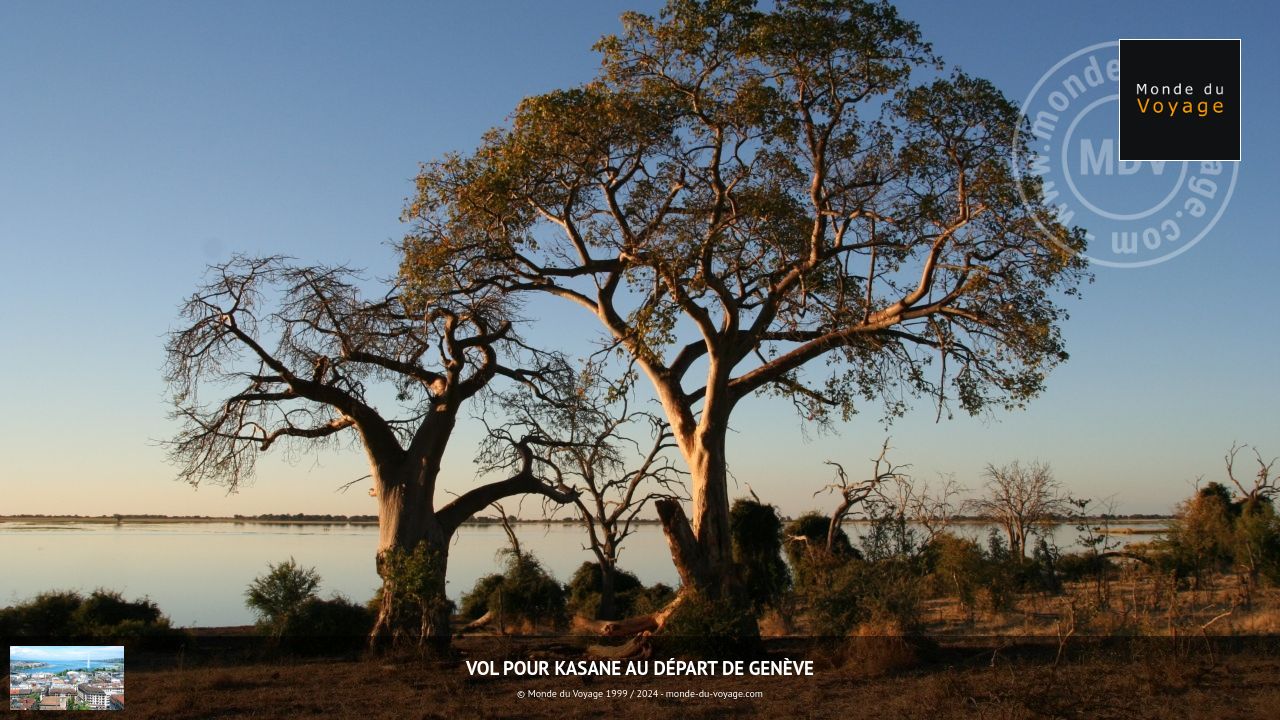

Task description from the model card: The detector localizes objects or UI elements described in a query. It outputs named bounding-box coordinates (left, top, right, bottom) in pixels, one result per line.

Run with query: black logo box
left=1119, top=39, right=1240, bottom=162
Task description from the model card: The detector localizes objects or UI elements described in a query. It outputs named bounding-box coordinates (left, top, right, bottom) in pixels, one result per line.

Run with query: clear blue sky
left=10, top=645, right=123, bottom=662
left=1, top=1, right=1276, bottom=517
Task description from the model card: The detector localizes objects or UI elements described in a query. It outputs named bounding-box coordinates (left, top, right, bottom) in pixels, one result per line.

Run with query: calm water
left=9, top=659, right=122, bottom=674
left=0, top=520, right=1161, bottom=627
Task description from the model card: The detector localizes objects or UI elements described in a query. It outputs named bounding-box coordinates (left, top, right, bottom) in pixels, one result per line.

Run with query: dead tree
left=1224, top=442, right=1278, bottom=508
left=820, top=439, right=910, bottom=554
left=968, top=460, right=1066, bottom=559
left=164, top=256, right=576, bottom=649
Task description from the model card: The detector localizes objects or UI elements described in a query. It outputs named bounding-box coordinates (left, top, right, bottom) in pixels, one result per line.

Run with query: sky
left=10, top=646, right=124, bottom=662
left=0, top=1, right=1276, bottom=518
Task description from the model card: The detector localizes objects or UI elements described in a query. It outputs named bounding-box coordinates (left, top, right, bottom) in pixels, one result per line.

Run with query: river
left=0, top=519, right=1163, bottom=627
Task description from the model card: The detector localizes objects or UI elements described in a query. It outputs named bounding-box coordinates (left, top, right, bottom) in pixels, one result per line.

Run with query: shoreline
left=0, top=515, right=1172, bottom=526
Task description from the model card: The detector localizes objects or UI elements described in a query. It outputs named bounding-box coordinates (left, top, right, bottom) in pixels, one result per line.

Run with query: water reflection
left=0, top=520, right=1162, bottom=627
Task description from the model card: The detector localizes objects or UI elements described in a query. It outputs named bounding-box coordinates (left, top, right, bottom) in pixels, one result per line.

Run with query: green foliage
left=245, top=557, right=321, bottom=634
left=730, top=498, right=792, bottom=612
left=459, top=551, right=567, bottom=630
left=783, top=511, right=869, bottom=634
left=1160, top=484, right=1280, bottom=584
left=459, top=573, right=505, bottom=621
left=657, top=591, right=762, bottom=658
left=784, top=512, right=857, bottom=571
left=73, top=589, right=163, bottom=628
left=1234, top=501, right=1280, bottom=583
left=376, top=541, right=453, bottom=636
left=279, top=595, right=375, bottom=653
left=922, top=532, right=986, bottom=610
left=564, top=561, right=673, bottom=619
left=401, top=0, right=1089, bottom=434
left=0, top=589, right=182, bottom=643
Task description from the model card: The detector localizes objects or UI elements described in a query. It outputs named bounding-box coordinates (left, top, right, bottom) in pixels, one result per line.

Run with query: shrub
left=922, top=532, right=986, bottom=610
left=74, top=589, right=163, bottom=630
left=730, top=498, right=791, bottom=612
left=0, top=589, right=183, bottom=644
left=459, top=551, right=567, bottom=630
left=1159, top=484, right=1280, bottom=585
left=245, top=557, right=321, bottom=634
left=564, top=562, right=654, bottom=619
left=280, top=595, right=375, bottom=653
left=656, top=591, right=761, bottom=658
left=799, top=554, right=867, bottom=636
left=784, top=512, right=857, bottom=570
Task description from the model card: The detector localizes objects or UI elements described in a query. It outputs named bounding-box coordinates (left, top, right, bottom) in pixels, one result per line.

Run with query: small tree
left=245, top=558, right=321, bottom=634
left=969, top=460, right=1066, bottom=559
left=479, top=358, right=683, bottom=620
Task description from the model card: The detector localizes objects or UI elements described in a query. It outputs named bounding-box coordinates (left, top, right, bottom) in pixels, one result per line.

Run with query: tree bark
left=370, top=472, right=452, bottom=652
left=598, top=561, right=618, bottom=621
left=658, top=420, right=737, bottom=600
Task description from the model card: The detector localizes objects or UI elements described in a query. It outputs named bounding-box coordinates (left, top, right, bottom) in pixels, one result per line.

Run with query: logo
left=1012, top=41, right=1237, bottom=268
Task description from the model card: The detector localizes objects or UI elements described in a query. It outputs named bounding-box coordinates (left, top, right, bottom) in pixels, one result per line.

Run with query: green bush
left=459, top=573, right=505, bottom=620
left=373, top=541, right=453, bottom=639
left=565, top=562, right=670, bottom=619
left=798, top=554, right=867, bottom=635
left=459, top=551, right=567, bottom=630
left=279, top=595, right=375, bottom=653
left=656, top=591, right=761, bottom=658
left=1056, top=550, right=1112, bottom=583
left=1158, top=484, right=1280, bottom=585
left=730, top=498, right=791, bottom=612
left=74, top=589, right=163, bottom=630
left=245, top=557, right=321, bottom=634
left=0, top=589, right=183, bottom=644
left=784, top=512, right=857, bottom=568
left=628, top=582, right=676, bottom=616
left=922, top=532, right=986, bottom=609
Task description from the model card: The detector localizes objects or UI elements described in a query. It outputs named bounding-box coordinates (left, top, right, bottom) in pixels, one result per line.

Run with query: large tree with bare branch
left=164, top=256, right=576, bottom=647
left=400, top=0, right=1087, bottom=616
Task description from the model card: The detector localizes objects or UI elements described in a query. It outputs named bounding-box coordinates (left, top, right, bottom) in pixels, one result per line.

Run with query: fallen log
left=457, top=609, right=496, bottom=633
left=600, top=614, right=659, bottom=637
left=587, top=631, right=653, bottom=660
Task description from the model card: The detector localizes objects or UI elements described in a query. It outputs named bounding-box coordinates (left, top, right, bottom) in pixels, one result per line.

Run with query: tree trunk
left=598, top=561, right=618, bottom=621
left=661, top=425, right=736, bottom=598
left=655, top=421, right=756, bottom=632
left=370, top=475, right=452, bottom=653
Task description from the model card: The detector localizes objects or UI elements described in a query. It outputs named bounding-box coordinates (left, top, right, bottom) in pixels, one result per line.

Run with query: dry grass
left=121, top=636, right=1280, bottom=719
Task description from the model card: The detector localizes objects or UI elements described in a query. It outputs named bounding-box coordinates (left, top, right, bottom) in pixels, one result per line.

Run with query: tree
left=969, top=460, right=1065, bottom=559
left=478, top=359, right=683, bottom=620
left=1224, top=442, right=1278, bottom=511
left=820, top=439, right=910, bottom=554
left=400, top=0, right=1087, bottom=613
left=164, top=256, right=576, bottom=648
left=245, top=558, right=321, bottom=634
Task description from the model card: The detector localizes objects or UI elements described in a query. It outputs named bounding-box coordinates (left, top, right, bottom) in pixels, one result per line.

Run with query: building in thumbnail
left=77, top=683, right=111, bottom=709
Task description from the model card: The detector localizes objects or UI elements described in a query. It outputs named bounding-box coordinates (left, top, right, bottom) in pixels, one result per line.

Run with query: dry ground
left=120, top=634, right=1280, bottom=719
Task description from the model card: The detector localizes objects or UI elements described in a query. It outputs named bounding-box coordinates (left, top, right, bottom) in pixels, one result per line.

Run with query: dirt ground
left=122, top=634, right=1280, bottom=719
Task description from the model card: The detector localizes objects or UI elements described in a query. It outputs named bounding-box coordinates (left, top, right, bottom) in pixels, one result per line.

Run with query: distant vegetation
left=0, top=589, right=185, bottom=643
